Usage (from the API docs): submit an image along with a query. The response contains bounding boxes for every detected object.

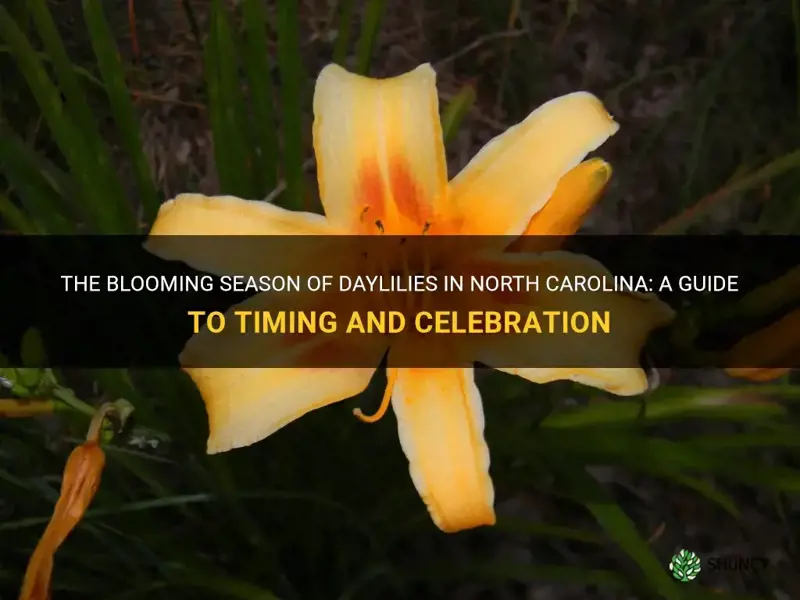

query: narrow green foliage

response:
[793,0,800,115]
[0,193,36,233]
[540,387,787,427]
[666,473,740,517]
[441,85,476,145]
[0,44,104,87]
[276,0,306,209]
[24,0,134,231]
[168,568,282,600]
[205,0,256,199]
[0,127,75,232]
[354,0,385,75]
[654,150,800,234]
[558,466,684,600]
[333,0,355,65]
[241,0,279,195]
[0,5,133,232]
[494,516,604,544]
[82,0,159,224]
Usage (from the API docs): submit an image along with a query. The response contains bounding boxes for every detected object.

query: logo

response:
[708,555,769,572]
[669,549,702,582]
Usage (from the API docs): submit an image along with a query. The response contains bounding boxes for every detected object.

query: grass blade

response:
[653,150,800,234]
[494,516,604,544]
[409,561,629,589]
[0,129,75,232]
[664,473,740,518]
[24,0,134,231]
[168,567,281,600]
[0,193,37,233]
[82,0,159,224]
[793,0,800,115]
[241,0,279,195]
[556,465,684,600]
[333,0,354,65]
[354,0,385,75]
[0,44,104,87]
[540,388,787,428]
[0,6,130,232]
[205,0,256,199]
[276,0,306,209]
[441,84,476,145]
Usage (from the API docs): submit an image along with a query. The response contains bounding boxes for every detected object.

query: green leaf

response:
[540,388,787,428]
[20,328,46,367]
[354,0,385,75]
[654,150,800,234]
[24,0,134,231]
[408,561,629,589]
[204,0,256,199]
[0,193,37,233]
[0,5,131,232]
[241,0,279,195]
[494,516,604,544]
[275,0,306,210]
[0,124,77,233]
[82,0,159,224]
[441,85,476,145]
[555,465,684,600]
[332,0,354,65]
[167,566,282,600]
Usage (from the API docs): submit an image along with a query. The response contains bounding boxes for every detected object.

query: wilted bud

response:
[19,416,110,600]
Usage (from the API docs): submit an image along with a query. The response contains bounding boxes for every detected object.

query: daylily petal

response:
[179,289,386,368]
[312,64,448,234]
[145,193,338,277]
[448,93,619,236]
[149,193,333,236]
[510,159,612,254]
[391,367,495,532]
[469,251,674,396]
[179,292,386,453]
[188,366,379,454]
[498,367,651,396]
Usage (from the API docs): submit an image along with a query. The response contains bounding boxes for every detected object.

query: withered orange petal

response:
[20,442,105,600]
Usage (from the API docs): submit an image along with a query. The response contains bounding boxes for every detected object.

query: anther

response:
[422,221,431,234]
[375,220,384,234]
[360,206,370,222]
[354,369,397,423]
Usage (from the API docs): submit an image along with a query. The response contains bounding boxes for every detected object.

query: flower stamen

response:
[353,368,397,423]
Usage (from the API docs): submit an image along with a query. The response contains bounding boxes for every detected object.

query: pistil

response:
[353,368,397,423]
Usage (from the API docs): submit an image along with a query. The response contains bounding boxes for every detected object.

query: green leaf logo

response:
[669,549,702,582]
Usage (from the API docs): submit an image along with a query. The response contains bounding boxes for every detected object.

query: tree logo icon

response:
[669,549,702,582]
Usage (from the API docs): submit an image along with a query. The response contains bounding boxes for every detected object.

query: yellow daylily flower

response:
[146,63,674,533]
